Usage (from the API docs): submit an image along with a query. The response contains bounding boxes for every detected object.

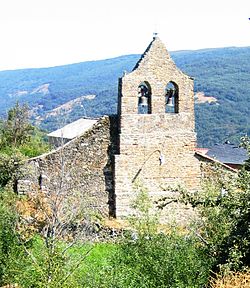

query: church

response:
[114,34,201,217]
[18,36,235,223]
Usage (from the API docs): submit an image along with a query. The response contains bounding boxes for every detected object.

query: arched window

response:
[165,82,179,113]
[138,82,152,114]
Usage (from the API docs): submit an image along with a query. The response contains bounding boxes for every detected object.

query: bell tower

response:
[114,36,201,217]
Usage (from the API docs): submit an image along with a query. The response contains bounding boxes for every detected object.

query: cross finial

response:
[153,32,158,39]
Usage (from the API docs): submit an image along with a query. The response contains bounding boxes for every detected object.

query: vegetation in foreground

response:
[1,162,249,288]
[0,188,213,288]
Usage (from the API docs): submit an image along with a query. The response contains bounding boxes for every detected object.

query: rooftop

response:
[206,142,248,165]
[47,118,98,140]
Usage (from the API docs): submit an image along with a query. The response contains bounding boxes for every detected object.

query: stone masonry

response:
[18,116,118,217]
[114,36,201,218]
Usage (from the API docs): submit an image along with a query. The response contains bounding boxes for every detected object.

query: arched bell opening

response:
[138,82,152,114]
[165,82,179,113]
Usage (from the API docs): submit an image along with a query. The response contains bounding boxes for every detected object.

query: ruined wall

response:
[18,116,118,217]
[115,37,201,219]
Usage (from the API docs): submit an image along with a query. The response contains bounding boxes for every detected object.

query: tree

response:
[0,103,50,188]
[181,140,250,273]
[0,102,34,149]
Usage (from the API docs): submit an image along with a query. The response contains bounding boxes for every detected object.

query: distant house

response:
[197,142,248,169]
[47,118,98,147]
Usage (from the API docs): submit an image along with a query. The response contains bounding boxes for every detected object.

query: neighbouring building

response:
[47,118,98,147]
[205,142,248,169]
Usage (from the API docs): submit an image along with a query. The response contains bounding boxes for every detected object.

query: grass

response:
[68,241,117,270]
[62,241,117,286]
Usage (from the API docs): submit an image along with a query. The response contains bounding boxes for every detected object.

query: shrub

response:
[92,183,213,288]
[101,231,213,288]
[210,270,250,288]
[0,189,28,286]
[181,150,250,272]
[0,151,26,189]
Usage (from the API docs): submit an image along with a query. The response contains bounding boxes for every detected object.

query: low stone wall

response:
[196,152,237,185]
[18,116,118,217]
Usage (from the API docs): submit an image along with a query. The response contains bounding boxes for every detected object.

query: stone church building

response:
[18,36,235,222]
[115,35,202,217]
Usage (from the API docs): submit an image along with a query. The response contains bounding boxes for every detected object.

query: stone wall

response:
[18,116,118,217]
[196,152,237,180]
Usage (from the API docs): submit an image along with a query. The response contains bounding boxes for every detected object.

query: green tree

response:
[0,102,34,148]
[181,141,250,273]
[0,151,26,189]
[0,103,50,188]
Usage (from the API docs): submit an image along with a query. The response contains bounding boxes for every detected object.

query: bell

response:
[139,95,148,107]
[166,95,174,107]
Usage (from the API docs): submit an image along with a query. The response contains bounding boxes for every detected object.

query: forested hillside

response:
[0,46,249,147]
[174,47,250,146]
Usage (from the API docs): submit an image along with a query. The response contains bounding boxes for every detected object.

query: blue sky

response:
[0,0,249,71]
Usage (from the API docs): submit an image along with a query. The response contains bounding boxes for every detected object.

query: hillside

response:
[0,47,249,147]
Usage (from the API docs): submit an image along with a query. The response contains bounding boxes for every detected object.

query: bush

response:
[0,189,79,288]
[0,189,28,286]
[0,151,26,189]
[181,157,250,272]
[100,231,213,288]
[88,183,213,288]
[210,270,250,288]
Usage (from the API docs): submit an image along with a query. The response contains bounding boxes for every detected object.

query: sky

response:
[0,0,249,71]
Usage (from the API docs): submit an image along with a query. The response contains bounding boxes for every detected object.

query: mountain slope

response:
[0,47,249,147]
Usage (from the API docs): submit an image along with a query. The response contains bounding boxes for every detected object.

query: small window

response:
[138,82,152,114]
[165,82,179,113]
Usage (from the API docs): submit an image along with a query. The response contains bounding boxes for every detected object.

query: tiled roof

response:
[206,143,248,165]
[195,150,237,172]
